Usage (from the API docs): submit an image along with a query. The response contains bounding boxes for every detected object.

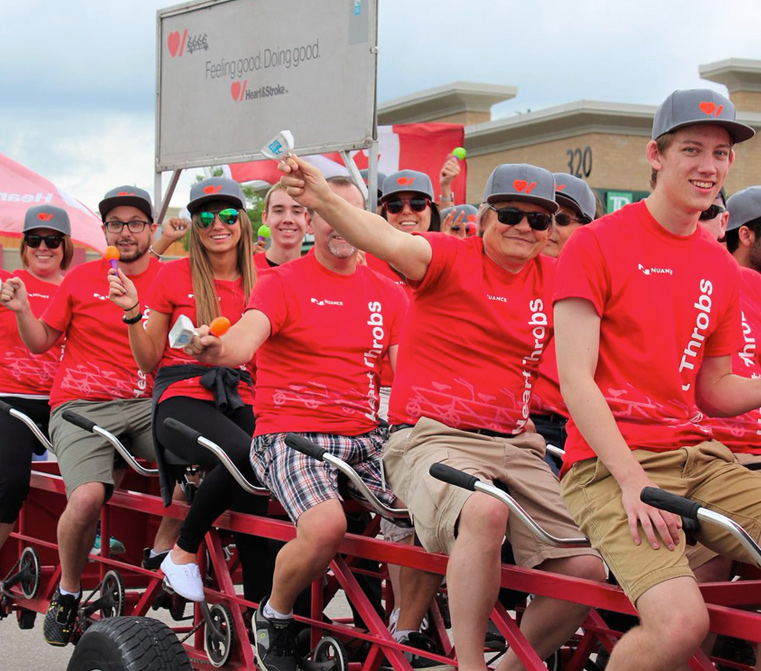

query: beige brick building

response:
[378,58,761,211]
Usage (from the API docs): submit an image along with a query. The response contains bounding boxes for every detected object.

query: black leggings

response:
[155,397,274,602]
[0,397,49,524]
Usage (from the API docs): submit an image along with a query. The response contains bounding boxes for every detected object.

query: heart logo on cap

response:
[117,191,135,196]
[467,215,477,222]
[203,185,223,195]
[513,180,537,194]
[699,101,724,117]
[397,177,415,186]
[556,184,566,191]
[37,212,53,222]
[168,32,181,57]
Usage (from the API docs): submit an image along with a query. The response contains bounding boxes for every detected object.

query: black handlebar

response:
[429,462,480,491]
[62,409,97,433]
[641,487,702,521]
[0,400,12,415]
[285,433,327,461]
[163,418,202,444]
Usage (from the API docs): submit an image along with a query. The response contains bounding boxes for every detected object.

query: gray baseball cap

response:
[360,170,388,198]
[553,173,596,222]
[726,186,761,232]
[99,185,154,222]
[188,177,245,214]
[441,204,478,220]
[23,205,71,236]
[482,164,558,213]
[652,89,754,143]
[381,170,435,202]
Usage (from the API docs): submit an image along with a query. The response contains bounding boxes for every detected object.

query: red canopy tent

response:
[0,151,106,256]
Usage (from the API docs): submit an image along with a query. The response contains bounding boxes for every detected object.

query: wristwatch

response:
[122,311,143,325]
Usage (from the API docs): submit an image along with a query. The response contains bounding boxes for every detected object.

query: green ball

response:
[257,224,271,238]
[452,147,467,160]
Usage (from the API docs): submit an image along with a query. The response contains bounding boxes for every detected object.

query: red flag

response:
[228,123,467,203]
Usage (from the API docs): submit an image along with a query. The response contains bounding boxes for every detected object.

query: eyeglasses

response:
[486,205,553,231]
[384,197,431,214]
[699,204,726,221]
[26,234,64,249]
[554,212,591,227]
[199,208,240,228]
[105,220,150,233]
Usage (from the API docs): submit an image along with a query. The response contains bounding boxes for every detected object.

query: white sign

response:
[156,0,378,171]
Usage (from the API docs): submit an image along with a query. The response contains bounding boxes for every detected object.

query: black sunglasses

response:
[26,234,64,249]
[385,197,431,214]
[554,212,591,227]
[486,205,553,231]
[699,204,726,221]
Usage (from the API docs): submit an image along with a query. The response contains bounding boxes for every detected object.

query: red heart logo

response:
[513,179,528,192]
[168,31,181,57]
[699,101,716,115]
[117,191,135,196]
[203,185,222,195]
[231,81,242,101]
[37,212,53,221]
[397,177,414,186]
[467,215,477,222]
[556,184,566,191]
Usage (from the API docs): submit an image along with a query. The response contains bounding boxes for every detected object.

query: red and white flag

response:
[227,123,467,203]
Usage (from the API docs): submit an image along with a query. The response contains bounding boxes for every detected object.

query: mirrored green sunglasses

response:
[198,208,239,227]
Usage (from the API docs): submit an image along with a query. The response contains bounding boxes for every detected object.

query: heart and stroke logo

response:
[203,185,222,195]
[167,30,188,58]
[37,212,53,222]
[396,177,415,186]
[699,101,724,117]
[230,80,247,102]
[513,179,537,194]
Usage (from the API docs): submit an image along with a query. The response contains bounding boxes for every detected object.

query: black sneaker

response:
[43,588,80,646]
[253,601,298,671]
[142,547,170,570]
[398,632,449,670]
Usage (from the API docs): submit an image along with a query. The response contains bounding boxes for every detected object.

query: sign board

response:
[156,0,378,171]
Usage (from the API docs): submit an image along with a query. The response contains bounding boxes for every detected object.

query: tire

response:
[66,616,191,671]
[314,635,349,671]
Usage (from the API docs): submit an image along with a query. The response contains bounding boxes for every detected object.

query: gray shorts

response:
[49,398,156,498]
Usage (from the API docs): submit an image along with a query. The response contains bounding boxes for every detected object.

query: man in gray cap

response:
[279,155,605,671]
[555,88,761,671]
[725,186,761,272]
[1,185,180,646]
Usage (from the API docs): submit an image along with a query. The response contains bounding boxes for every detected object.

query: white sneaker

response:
[160,552,205,602]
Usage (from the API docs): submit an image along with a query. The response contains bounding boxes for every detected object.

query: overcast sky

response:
[3,0,761,213]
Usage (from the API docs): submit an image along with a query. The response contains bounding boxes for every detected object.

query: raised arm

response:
[554,297,681,550]
[184,308,272,368]
[279,155,433,282]
[0,277,62,353]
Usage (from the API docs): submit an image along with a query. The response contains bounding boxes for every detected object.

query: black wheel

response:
[204,602,235,667]
[100,570,125,618]
[19,546,41,599]
[314,635,349,671]
[66,616,191,671]
[17,609,36,630]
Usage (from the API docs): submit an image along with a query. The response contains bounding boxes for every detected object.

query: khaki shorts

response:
[561,441,761,604]
[49,398,156,498]
[383,416,599,566]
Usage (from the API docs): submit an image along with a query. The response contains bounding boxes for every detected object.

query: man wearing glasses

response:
[278,157,605,671]
[2,185,179,646]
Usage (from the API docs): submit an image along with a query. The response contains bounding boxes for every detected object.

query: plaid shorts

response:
[251,428,395,523]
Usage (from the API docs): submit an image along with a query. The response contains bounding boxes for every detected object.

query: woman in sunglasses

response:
[543,173,598,259]
[0,205,72,552]
[108,177,270,603]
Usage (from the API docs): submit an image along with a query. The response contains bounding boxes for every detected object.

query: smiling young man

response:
[0,185,179,646]
[278,157,605,671]
[254,183,310,272]
[554,89,761,671]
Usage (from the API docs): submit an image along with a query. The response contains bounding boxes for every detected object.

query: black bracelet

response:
[123,301,140,313]
[122,312,143,325]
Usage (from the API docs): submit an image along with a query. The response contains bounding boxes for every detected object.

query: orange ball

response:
[105,245,120,261]
[209,316,231,336]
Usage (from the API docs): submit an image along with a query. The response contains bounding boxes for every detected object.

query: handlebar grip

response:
[640,487,702,520]
[62,409,97,433]
[0,400,12,415]
[285,433,326,461]
[429,462,480,491]
[163,418,202,445]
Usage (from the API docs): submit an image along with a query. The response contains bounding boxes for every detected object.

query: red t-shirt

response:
[42,258,160,408]
[709,266,761,453]
[248,253,407,436]
[555,201,742,470]
[253,252,276,276]
[0,270,65,397]
[147,257,255,405]
[389,234,556,434]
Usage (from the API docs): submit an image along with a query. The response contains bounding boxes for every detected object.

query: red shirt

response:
[555,201,742,470]
[389,234,555,434]
[0,270,64,397]
[530,334,568,417]
[147,257,255,405]
[709,265,761,453]
[254,252,276,276]
[248,253,407,436]
[42,258,160,408]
